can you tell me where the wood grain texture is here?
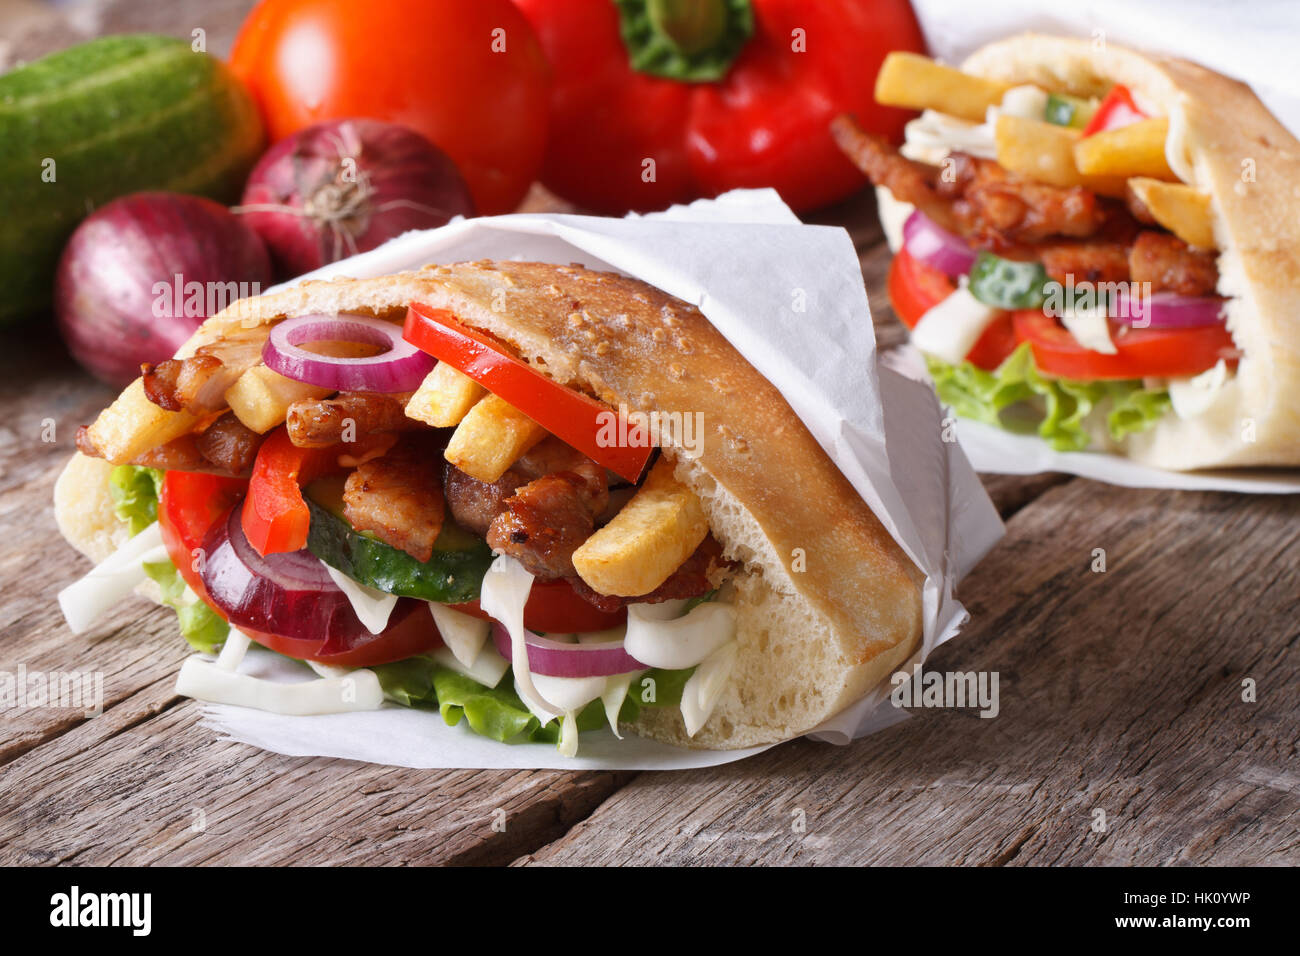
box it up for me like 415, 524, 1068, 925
517, 479, 1300, 865
0, 677, 632, 865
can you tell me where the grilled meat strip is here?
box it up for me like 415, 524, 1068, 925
1128, 231, 1219, 297
831, 118, 1108, 245
286, 391, 423, 448
126, 412, 263, 477
141, 326, 269, 414
833, 117, 1221, 296
481, 438, 610, 579
342, 435, 445, 562
568, 535, 730, 612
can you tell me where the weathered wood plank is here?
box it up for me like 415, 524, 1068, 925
0, 676, 632, 865
516, 480, 1300, 865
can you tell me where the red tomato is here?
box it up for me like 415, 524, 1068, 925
886, 249, 1017, 371
161, 471, 442, 667
229, 0, 550, 215
452, 578, 627, 635
159, 471, 247, 607
404, 303, 653, 482
1012, 310, 1237, 380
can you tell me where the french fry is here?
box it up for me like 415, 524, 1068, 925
874, 52, 1009, 123
443, 393, 545, 482
404, 362, 486, 428
1073, 117, 1176, 180
1128, 176, 1215, 249
572, 457, 709, 598
224, 365, 332, 434
82, 379, 201, 465
994, 114, 1127, 197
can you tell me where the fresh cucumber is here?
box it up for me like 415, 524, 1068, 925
1044, 92, 1095, 129
304, 483, 494, 604
0, 34, 265, 325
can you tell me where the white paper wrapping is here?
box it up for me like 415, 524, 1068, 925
197, 189, 1004, 769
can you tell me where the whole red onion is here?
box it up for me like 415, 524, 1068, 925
55, 192, 273, 388
236, 119, 476, 278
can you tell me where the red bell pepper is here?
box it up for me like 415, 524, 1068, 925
512, 0, 924, 214
241, 427, 344, 556
404, 303, 654, 483
1082, 84, 1148, 136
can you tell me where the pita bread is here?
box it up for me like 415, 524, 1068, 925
57, 261, 923, 749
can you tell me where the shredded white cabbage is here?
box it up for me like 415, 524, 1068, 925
680, 641, 739, 737
58, 522, 168, 634
322, 563, 397, 634
428, 602, 491, 667
480, 554, 561, 720
624, 600, 736, 670
1060, 304, 1118, 354
175, 656, 384, 715
910, 281, 1001, 366
432, 643, 509, 688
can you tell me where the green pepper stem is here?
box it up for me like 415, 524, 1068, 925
647, 0, 729, 55
614, 0, 754, 83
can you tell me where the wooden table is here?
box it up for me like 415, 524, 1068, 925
1, 2, 1296, 867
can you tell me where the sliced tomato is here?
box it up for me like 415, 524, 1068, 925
241, 427, 350, 556
887, 249, 1017, 370
452, 577, 626, 634
1012, 309, 1236, 380
404, 303, 653, 482
1082, 84, 1147, 136
887, 246, 955, 329
159, 471, 248, 609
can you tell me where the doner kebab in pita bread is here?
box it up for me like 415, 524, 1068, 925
55, 261, 923, 755
832, 35, 1300, 469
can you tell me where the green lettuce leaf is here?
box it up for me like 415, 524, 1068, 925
108, 465, 163, 537
371, 658, 695, 746
926, 343, 1170, 452
142, 560, 229, 655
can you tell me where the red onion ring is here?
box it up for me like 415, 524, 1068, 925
903, 210, 977, 278
1111, 289, 1226, 328
490, 622, 644, 678
263, 313, 435, 391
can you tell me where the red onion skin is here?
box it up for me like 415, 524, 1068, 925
54, 192, 273, 388
238, 119, 476, 279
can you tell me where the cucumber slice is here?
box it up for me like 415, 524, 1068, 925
304, 487, 494, 604
1044, 92, 1096, 129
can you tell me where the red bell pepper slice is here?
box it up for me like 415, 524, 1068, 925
1082, 84, 1148, 136
404, 303, 654, 483
240, 427, 345, 556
